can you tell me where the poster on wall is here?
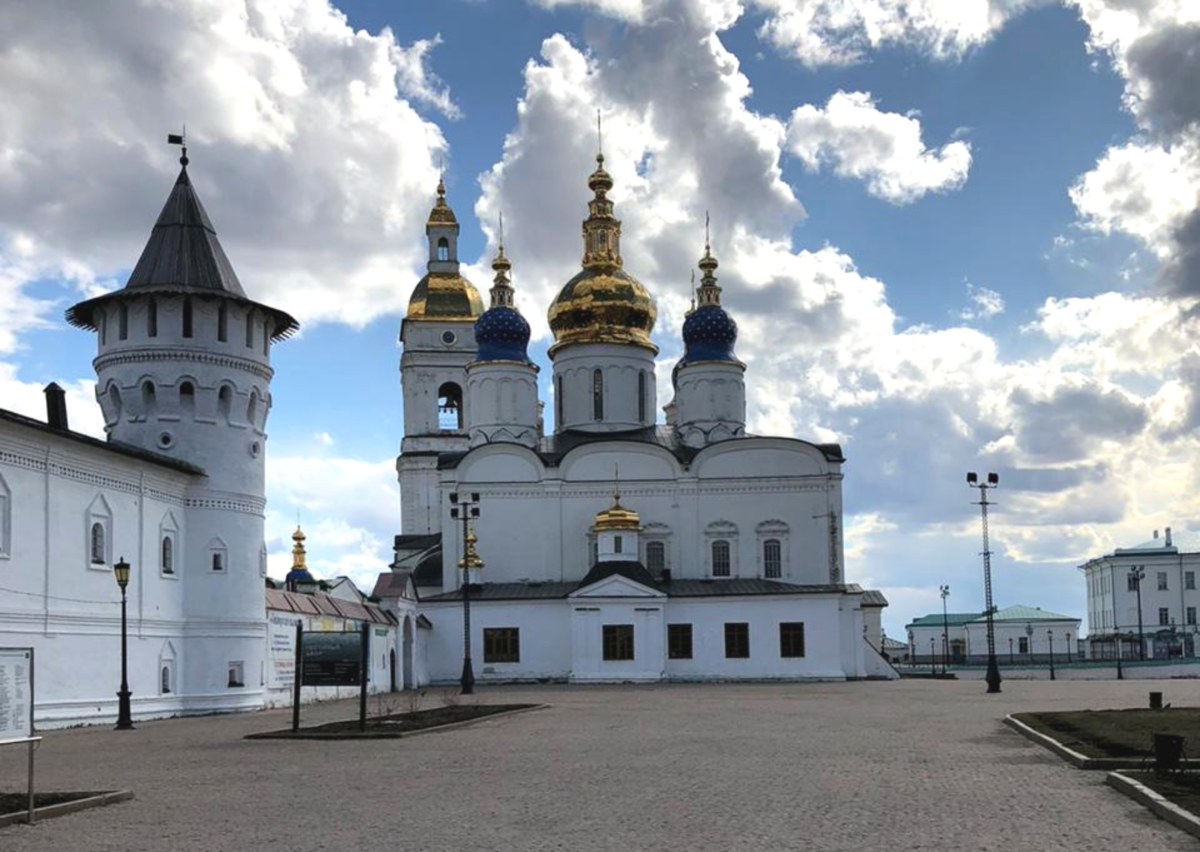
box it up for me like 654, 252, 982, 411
0, 648, 33, 743
268, 615, 301, 689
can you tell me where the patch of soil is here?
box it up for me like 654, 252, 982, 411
0, 792, 108, 817
248, 703, 539, 739
1015, 708, 1200, 759
1128, 771, 1200, 815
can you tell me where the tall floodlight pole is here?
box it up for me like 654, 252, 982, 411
1129, 566, 1146, 660
967, 472, 1002, 694
449, 491, 481, 695
1047, 630, 1056, 680
113, 557, 134, 730
940, 584, 951, 672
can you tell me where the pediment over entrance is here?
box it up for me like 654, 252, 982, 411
570, 572, 665, 599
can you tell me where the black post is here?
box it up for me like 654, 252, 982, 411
1008, 637, 1014, 665
1048, 631, 1056, 680
1132, 568, 1146, 660
292, 622, 303, 733
940, 584, 950, 672
359, 620, 369, 732
1116, 634, 1124, 680
930, 638, 936, 675
1066, 633, 1072, 664
451, 491, 480, 696
114, 558, 134, 730
968, 473, 1002, 694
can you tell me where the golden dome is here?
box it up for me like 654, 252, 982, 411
548, 152, 657, 355
428, 176, 457, 225
458, 529, 485, 569
406, 272, 484, 321
594, 496, 642, 531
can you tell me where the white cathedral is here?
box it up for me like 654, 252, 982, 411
0, 144, 891, 727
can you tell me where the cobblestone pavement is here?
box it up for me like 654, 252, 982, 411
2, 679, 1197, 851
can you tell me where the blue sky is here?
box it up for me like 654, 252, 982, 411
3, 0, 1199, 639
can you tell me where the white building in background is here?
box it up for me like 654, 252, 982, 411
389, 150, 894, 683
906, 606, 1080, 665
1080, 527, 1200, 660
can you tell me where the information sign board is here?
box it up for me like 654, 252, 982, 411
301, 632, 362, 686
0, 648, 34, 743
268, 615, 300, 689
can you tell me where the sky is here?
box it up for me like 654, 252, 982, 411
2, 0, 1199, 640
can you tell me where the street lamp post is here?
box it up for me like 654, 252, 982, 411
1008, 636, 1014, 665
1048, 630, 1056, 680
1130, 566, 1146, 660
908, 630, 914, 668
967, 472, 1002, 694
1066, 631, 1072, 663
113, 557, 134, 730
1115, 630, 1124, 679
1025, 623, 1033, 665
940, 584, 951, 673
449, 491, 481, 695
930, 637, 936, 675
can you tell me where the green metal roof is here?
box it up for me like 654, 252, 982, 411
905, 612, 983, 628
974, 605, 1078, 623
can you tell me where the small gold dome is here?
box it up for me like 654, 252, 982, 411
594, 496, 641, 531
407, 272, 484, 321
428, 176, 457, 225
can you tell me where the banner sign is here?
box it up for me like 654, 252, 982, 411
268, 615, 301, 689
301, 632, 363, 686
0, 648, 33, 743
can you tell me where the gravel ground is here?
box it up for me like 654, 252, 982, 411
1, 678, 1197, 851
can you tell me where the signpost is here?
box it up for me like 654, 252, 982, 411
290, 623, 370, 732
0, 648, 39, 824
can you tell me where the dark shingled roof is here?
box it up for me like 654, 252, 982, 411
437, 428, 844, 470
860, 589, 888, 607
578, 560, 661, 590
266, 588, 395, 625
0, 407, 205, 476
423, 578, 862, 602
371, 572, 412, 599
66, 162, 298, 340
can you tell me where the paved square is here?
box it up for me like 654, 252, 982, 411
2, 679, 1196, 851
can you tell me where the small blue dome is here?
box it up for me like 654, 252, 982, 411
475, 306, 531, 362
680, 304, 738, 363
286, 567, 313, 584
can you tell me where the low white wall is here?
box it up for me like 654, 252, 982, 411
954, 661, 1200, 680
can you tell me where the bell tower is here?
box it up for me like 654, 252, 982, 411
397, 177, 484, 534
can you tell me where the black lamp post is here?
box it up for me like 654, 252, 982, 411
1008, 636, 1014, 665
967, 471, 1001, 694
930, 637, 936, 675
1115, 630, 1124, 679
907, 630, 914, 667
114, 557, 134, 730
449, 491, 481, 695
1130, 566, 1146, 660
1065, 631, 1072, 663
1047, 629, 1056, 680
940, 584, 951, 672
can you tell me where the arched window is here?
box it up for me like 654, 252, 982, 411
161, 666, 172, 694
161, 536, 174, 574
590, 538, 599, 567
0, 473, 11, 558
247, 390, 260, 429
646, 541, 665, 572
711, 540, 731, 577
91, 522, 106, 564
592, 369, 604, 421
437, 382, 463, 431
182, 297, 194, 338
107, 385, 123, 425
212, 552, 224, 571
147, 298, 158, 337
217, 385, 232, 424
614, 535, 623, 554
638, 370, 647, 424
118, 303, 129, 340
763, 539, 782, 579
245, 309, 255, 348
555, 375, 564, 428
217, 302, 228, 342
178, 381, 195, 418
437, 237, 450, 261
142, 381, 157, 418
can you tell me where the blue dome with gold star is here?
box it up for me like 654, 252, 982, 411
475, 305, 531, 362
681, 304, 738, 363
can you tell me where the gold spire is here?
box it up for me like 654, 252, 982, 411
458, 528, 485, 569
408, 175, 483, 321
696, 211, 721, 307
291, 525, 308, 570
490, 213, 515, 308
428, 174, 458, 225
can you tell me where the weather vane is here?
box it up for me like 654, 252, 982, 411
167, 126, 188, 166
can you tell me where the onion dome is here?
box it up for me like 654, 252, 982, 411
285, 525, 314, 586
680, 233, 738, 364
458, 529, 485, 569
475, 226, 532, 362
593, 490, 642, 531
406, 177, 484, 322
547, 152, 657, 355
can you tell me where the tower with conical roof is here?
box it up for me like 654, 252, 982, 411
398, 177, 484, 534
546, 147, 659, 433
464, 226, 541, 447
66, 140, 296, 706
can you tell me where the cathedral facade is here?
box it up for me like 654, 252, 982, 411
395, 152, 893, 682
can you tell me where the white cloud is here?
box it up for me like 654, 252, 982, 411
0, 363, 103, 437
0, 0, 454, 335
786, 91, 972, 203
959, 282, 1004, 321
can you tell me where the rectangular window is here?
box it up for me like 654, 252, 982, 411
1188, 571, 1196, 591
1158, 571, 1169, 591
763, 539, 782, 579
614, 535, 623, 554
227, 661, 245, 688
1188, 607, 1197, 626
646, 541, 666, 572
483, 628, 520, 663
1160, 607, 1171, 626
602, 624, 634, 661
724, 622, 749, 659
712, 541, 731, 577
1128, 574, 1138, 592
212, 552, 224, 572
1018, 637, 1029, 654
779, 622, 805, 658
667, 623, 692, 660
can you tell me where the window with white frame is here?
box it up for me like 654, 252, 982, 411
159, 511, 179, 576
763, 539, 782, 579
1127, 574, 1139, 592
0, 473, 10, 558
1159, 607, 1171, 626
705, 521, 738, 577
756, 520, 789, 580
1188, 571, 1196, 591
1189, 607, 1197, 626
227, 660, 245, 688
711, 540, 731, 577
159, 641, 177, 695
208, 537, 228, 573
646, 541, 666, 573
86, 493, 113, 568
1158, 571, 1169, 591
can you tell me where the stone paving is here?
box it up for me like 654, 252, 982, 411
1, 678, 1198, 851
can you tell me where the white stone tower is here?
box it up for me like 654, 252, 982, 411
398, 178, 484, 534
672, 236, 746, 447
464, 234, 540, 447
66, 144, 297, 709
547, 152, 658, 434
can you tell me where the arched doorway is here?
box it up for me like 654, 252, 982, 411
389, 649, 397, 692
402, 616, 414, 689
